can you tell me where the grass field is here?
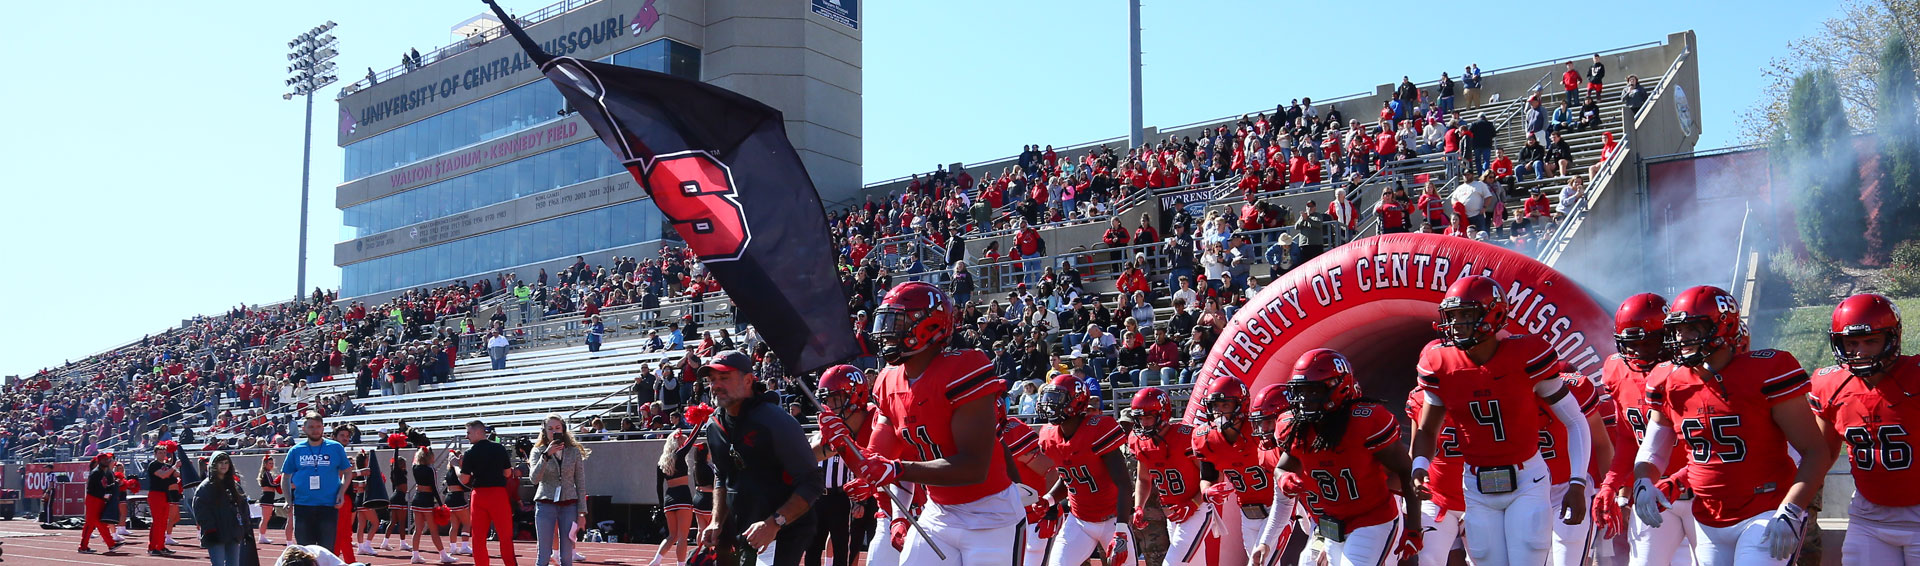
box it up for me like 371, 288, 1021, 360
1754, 297, 1920, 371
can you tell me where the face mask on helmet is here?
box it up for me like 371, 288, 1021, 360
1438, 305, 1491, 348
1833, 330, 1897, 376
818, 390, 852, 415
1285, 381, 1333, 423
1205, 399, 1243, 429
1036, 386, 1075, 424
1664, 319, 1717, 367
871, 307, 919, 364
1247, 412, 1279, 440
1126, 408, 1163, 434
1615, 328, 1665, 370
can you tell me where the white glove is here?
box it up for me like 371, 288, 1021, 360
1762, 502, 1807, 559
1632, 477, 1670, 528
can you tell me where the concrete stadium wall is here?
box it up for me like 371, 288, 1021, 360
1549, 31, 1701, 305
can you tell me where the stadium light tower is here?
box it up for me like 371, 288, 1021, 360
1128, 0, 1144, 148
284, 21, 339, 302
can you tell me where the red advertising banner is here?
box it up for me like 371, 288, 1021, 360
23, 462, 90, 499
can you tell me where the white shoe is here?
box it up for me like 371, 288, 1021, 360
411, 551, 426, 564
441, 550, 459, 564
259, 537, 273, 545
382, 539, 396, 551
166, 536, 179, 546
646, 552, 664, 566
461, 542, 474, 555
115, 527, 129, 537
575, 551, 587, 562
403, 542, 415, 551
359, 542, 376, 555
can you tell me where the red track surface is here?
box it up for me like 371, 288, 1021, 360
0, 520, 687, 566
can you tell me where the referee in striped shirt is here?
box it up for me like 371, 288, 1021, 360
805, 429, 863, 566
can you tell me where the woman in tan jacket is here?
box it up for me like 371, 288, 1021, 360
531, 414, 590, 566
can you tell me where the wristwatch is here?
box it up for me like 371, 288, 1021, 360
771, 514, 789, 528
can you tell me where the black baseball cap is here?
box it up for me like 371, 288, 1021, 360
698, 350, 753, 378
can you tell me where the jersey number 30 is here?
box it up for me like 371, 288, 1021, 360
641, 152, 750, 261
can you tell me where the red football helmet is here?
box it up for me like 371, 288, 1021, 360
1614, 293, 1669, 371
816, 364, 871, 414
1663, 285, 1743, 367
1831, 293, 1903, 376
872, 281, 956, 364
1128, 387, 1174, 432
1037, 374, 1090, 424
1438, 276, 1509, 349
1286, 348, 1360, 423
1202, 375, 1250, 428
1247, 383, 1292, 442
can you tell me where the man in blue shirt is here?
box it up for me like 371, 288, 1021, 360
280, 413, 352, 547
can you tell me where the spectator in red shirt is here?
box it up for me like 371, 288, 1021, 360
1415, 181, 1450, 232
1101, 217, 1132, 273
1116, 255, 1150, 299
1144, 327, 1184, 385
1562, 61, 1583, 106
1489, 148, 1516, 189
1523, 187, 1554, 233
1131, 213, 1159, 246
1014, 219, 1043, 284
1376, 186, 1410, 234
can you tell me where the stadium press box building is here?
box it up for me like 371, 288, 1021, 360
333, 0, 862, 299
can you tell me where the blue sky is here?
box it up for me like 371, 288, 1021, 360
0, 0, 1840, 377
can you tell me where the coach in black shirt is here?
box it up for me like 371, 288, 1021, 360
699, 350, 820, 565
459, 421, 518, 566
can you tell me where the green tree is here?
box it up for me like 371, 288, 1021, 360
1780, 69, 1869, 262
1878, 33, 1920, 245
1741, 0, 1920, 142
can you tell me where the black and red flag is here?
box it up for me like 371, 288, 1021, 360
483, 0, 857, 374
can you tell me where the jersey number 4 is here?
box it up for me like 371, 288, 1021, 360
1063, 465, 1100, 493
1845, 425, 1913, 471
1468, 400, 1507, 441
1679, 416, 1747, 463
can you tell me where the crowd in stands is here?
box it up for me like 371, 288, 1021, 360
11, 58, 1644, 461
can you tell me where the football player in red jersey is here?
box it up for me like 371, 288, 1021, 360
854, 282, 1027, 566
997, 403, 1058, 566
1810, 293, 1920, 563
1411, 275, 1593, 566
1125, 387, 1210, 566
1536, 371, 1612, 566
1594, 293, 1698, 566
813, 365, 912, 566
1632, 285, 1830, 566
1252, 349, 1422, 566
1406, 386, 1469, 566
1033, 375, 1134, 566
1193, 375, 1294, 564
1245, 383, 1310, 566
